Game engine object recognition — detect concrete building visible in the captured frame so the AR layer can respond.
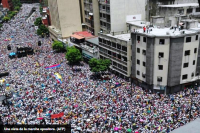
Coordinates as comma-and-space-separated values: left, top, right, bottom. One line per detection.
154, 3, 199, 27
131, 25, 200, 93
98, 31, 132, 79
41, 7, 51, 26
126, 20, 150, 31
69, 31, 98, 61
83, 0, 100, 36
1, 0, 13, 10
98, 0, 146, 33
48, 0, 82, 40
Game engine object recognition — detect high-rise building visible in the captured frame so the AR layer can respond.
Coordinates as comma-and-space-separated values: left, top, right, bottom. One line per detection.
83, 0, 100, 36
83, 0, 146, 35
48, 0, 82, 40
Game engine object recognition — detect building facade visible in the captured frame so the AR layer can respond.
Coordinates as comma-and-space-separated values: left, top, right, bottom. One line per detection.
98, 31, 132, 79
83, 0, 100, 36
131, 27, 200, 93
2, 0, 13, 10
48, 0, 82, 40
99, 0, 146, 33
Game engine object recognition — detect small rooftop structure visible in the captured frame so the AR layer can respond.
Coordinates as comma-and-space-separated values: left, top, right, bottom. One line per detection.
127, 21, 150, 28
86, 37, 99, 45
158, 3, 199, 8
73, 31, 95, 39
134, 27, 199, 37
106, 33, 130, 41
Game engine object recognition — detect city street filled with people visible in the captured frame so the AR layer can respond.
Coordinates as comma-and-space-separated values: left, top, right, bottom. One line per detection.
0, 4, 200, 133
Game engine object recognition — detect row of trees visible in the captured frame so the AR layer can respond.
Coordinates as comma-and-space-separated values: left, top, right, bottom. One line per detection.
34, 17, 49, 36
52, 41, 111, 73
2, 0, 21, 22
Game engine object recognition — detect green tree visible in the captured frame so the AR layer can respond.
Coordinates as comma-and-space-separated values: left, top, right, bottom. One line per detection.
37, 29, 42, 35
89, 58, 111, 74
12, 0, 21, 7
14, 6, 20, 11
34, 17, 42, 26
65, 46, 82, 68
39, 24, 48, 33
3, 16, 10, 22
52, 41, 64, 52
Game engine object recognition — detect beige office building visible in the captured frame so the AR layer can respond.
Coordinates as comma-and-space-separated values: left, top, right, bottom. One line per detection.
48, 0, 82, 40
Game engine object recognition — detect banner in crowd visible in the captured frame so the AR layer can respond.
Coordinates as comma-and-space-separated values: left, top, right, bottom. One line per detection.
51, 112, 64, 119
45, 64, 61, 69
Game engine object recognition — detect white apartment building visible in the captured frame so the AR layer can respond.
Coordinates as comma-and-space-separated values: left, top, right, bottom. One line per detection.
131, 26, 200, 93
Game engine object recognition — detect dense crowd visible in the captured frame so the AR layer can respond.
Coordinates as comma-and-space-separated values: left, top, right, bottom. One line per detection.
0, 4, 200, 133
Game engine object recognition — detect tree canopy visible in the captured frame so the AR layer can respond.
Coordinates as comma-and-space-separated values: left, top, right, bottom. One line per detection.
52, 41, 64, 52
12, 0, 22, 7
14, 6, 20, 11
65, 46, 82, 65
34, 17, 42, 26
89, 58, 111, 73
3, 16, 10, 22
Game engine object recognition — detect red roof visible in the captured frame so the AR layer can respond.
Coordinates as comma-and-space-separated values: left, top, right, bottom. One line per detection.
73, 31, 95, 39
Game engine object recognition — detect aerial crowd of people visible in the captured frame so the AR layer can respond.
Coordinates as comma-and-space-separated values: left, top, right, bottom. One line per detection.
0, 3, 200, 133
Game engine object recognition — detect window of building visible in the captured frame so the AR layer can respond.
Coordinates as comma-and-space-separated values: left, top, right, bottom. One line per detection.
117, 44, 121, 49
112, 42, 116, 48
137, 70, 140, 75
123, 66, 127, 71
142, 50, 146, 55
113, 52, 116, 57
122, 57, 127, 62
113, 61, 117, 66
186, 37, 191, 43
100, 55, 103, 59
193, 60, 196, 65
107, 41, 111, 46
157, 77, 162, 82
158, 65, 163, 70
122, 46, 127, 52
183, 63, 189, 68
159, 39, 165, 45
143, 62, 146, 67
191, 72, 194, 77
158, 52, 164, 58
137, 36, 140, 42
142, 73, 145, 78
118, 64, 122, 69
99, 38, 102, 42
196, 35, 199, 40
194, 48, 197, 53
118, 54, 121, 59
103, 39, 106, 44
108, 50, 111, 55
137, 48, 140, 53
143, 37, 146, 42
137, 59, 140, 65
182, 74, 188, 80
185, 50, 190, 56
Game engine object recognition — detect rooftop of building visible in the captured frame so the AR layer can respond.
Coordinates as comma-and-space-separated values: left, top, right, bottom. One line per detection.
106, 33, 130, 41
134, 26, 200, 37
127, 21, 150, 28
86, 37, 99, 45
158, 3, 199, 8
73, 31, 95, 39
